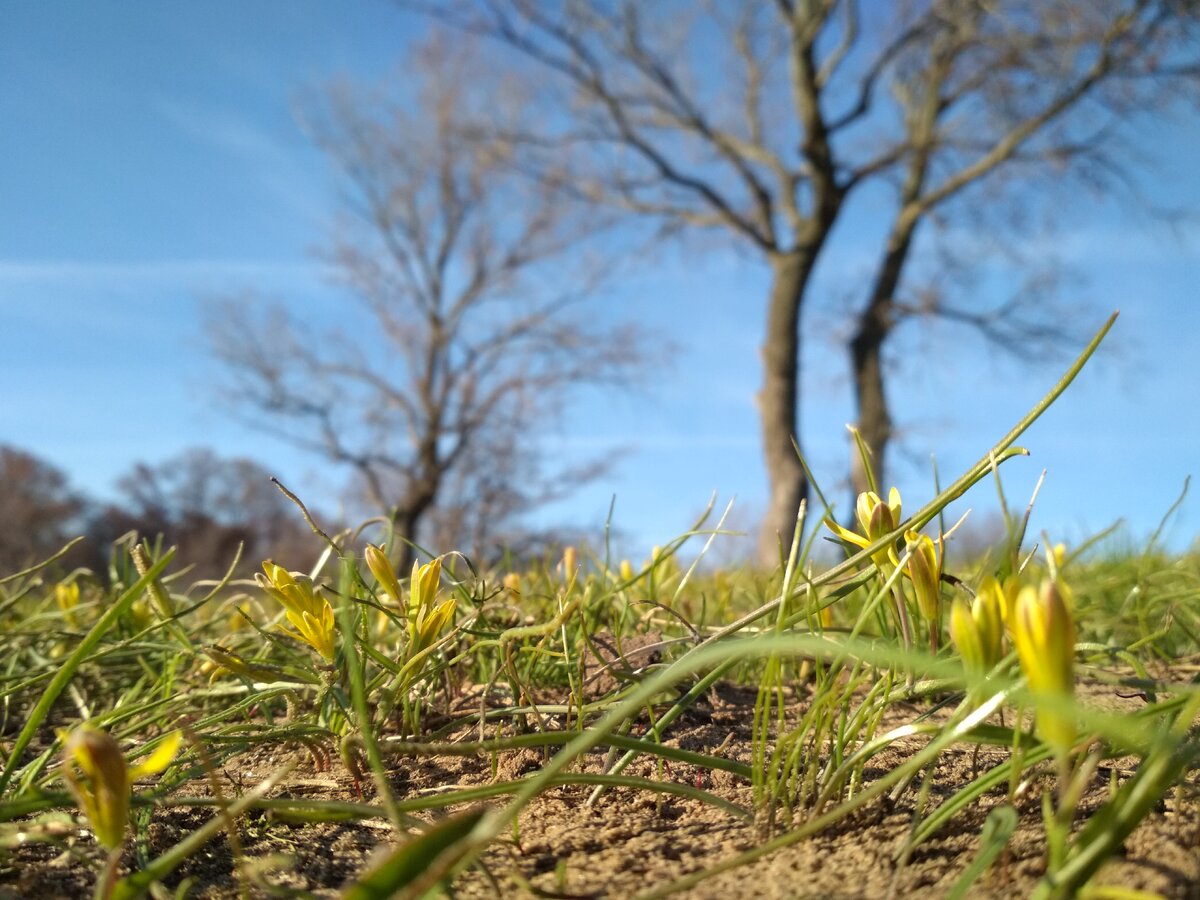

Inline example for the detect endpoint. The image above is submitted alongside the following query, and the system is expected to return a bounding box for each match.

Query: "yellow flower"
[408,557,454,656]
[61,725,180,850]
[987,574,1023,628]
[618,560,634,583]
[365,544,404,610]
[950,579,1006,677]
[56,581,81,628]
[502,572,522,595]
[409,557,442,615]
[825,488,902,568]
[949,597,985,675]
[256,561,337,661]
[899,529,941,624]
[1051,542,1067,571]
[201,645,290,683]
[1011,579,1076,752]
[561,546,578,579]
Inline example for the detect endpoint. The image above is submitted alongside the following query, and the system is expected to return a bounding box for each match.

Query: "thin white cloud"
[548,433,760,452]
[157,98,283,158]
[0,258,324,288]
[1054,224,1200,265]
[154,98,327,221]
[939,221,1200,268]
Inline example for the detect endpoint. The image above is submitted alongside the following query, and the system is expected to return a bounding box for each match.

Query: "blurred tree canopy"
[0,445,322,580]
[0,445,85,574]
[89,448,323,577]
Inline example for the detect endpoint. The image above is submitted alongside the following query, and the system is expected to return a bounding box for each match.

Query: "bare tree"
[844,1,1199,501]
[207,45,649,568]
[0,445,85,573]
[408,0,1200,564]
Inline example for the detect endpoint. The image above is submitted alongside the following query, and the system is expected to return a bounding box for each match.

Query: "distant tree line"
[0,444,325,578]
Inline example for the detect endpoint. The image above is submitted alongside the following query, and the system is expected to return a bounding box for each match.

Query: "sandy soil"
[3,682,1198,899]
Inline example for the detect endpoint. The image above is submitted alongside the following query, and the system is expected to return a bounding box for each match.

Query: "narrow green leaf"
[0,549,175,796]
[343,808,486,900]
[946,805,1018,900]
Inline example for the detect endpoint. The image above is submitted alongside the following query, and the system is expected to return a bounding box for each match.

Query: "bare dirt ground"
[3,683,1198,899]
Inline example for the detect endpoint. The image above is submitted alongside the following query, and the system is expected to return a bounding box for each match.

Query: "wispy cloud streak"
[0,258,324,288]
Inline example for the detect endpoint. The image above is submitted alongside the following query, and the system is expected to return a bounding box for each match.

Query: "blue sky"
[2,1,1199,562]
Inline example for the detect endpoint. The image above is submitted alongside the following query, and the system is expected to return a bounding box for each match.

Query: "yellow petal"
[824,518,870,549]
[300,610,336,660]
[129,731,181,779]
[949,597,984,674]
[887,487,902,522]
[365,545,404,604]
[855,491,878,533]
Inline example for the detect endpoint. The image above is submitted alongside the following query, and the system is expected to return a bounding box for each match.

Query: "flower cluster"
[365,547,457,662]
[950,569,1076,752]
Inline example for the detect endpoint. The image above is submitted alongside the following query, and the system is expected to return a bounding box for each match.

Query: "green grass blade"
[0,548,175,797]
[342,807,486,900]
[945,805,1018,900]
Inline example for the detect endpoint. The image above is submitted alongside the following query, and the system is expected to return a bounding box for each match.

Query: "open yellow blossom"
[825,487,902,568]
[257,561,337,661]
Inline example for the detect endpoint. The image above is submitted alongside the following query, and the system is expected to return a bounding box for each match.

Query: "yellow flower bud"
[618,560,634,583]
[409,557,443,613]
[56,581,81,628]
[502,572,522,594]
[61,725,180,851]
[1012,579,1076,752]
[202,645,290,683]
[411,598,457,657]
[365,545,404,609]
[949,597,986,676]
[951,577,1008,681]
[973,586,1005,669]
[901,530,941,624]
[1052,543,1067,570]
[971,577,1008,667]
[991,575,1022,628]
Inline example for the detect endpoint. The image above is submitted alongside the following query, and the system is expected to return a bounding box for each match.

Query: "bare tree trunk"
[849,301,893,502]
[392,499,432,574]
[757,250,816,567]
[393,464,439,573]
[849,213,920,500]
